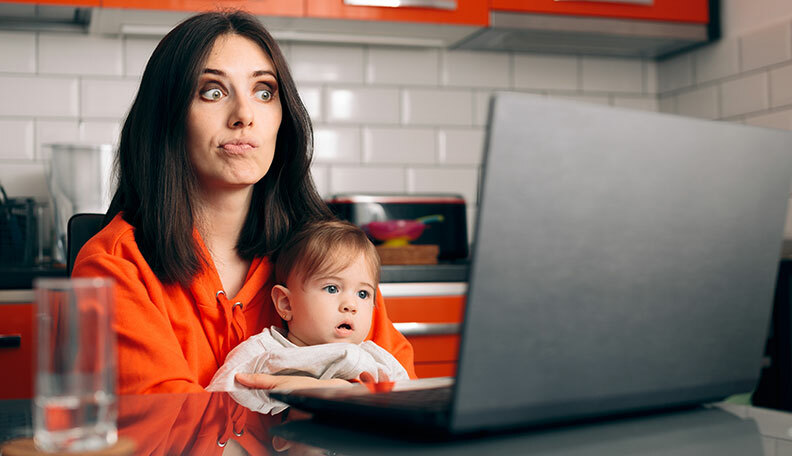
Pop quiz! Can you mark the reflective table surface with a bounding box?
[1,392,791,455]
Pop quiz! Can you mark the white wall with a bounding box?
[722,0,792,37]
[657,1,792,238]
[0,30,658,243]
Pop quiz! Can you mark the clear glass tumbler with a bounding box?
[33,277,118,452]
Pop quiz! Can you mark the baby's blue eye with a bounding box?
[200,88,223,101]
[255,89,272,101]
[324,285,339,294]
[357,290,370,299]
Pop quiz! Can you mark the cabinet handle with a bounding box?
[393,322,460,336]
[343,0,456,11]
[553,0,653,4]
[0,334,21,349]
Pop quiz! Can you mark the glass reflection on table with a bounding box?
[0,390,772,456]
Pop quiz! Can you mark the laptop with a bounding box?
[271,92,792,435]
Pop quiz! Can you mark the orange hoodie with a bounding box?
[72,214,416,394]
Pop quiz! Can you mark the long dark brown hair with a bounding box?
[108,10,332,286]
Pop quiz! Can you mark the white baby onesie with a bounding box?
[206,326,410,414]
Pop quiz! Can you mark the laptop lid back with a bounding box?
[450,93,792,433]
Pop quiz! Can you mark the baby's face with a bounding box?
[284,253,376,346]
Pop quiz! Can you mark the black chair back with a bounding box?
[67,213,105,276]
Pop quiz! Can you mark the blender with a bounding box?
[46,143,114,264]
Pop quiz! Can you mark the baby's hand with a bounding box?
[359,369,394,393]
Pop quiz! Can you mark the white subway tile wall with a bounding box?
[0,31,36,73]
[675,85,720,120]
[47,25,792,247]
[330,166,405,194]
[438,129,485,165]
[581,57,645,93]
[657,53,694,93]
[0,120,34,160]
[770,63,792,108]
[739,20,792,72]
[326,87,400,124]
[513,54,578,91]
[402,88,473,126]
[290,44,365,83]
[694,39,740,84]
[313,126,361,164]
[441,50,511,89]
[366,47,439,86]
[0,75,79,117]
[720,72,769,118]
[363,127,435,165]
[80,79,139,118]
[297,85,322,121]
[35,120,79,160]
[38,34,123,76]
[123,37,159,77]
[655,15,792,236]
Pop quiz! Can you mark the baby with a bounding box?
[207,220,409,412]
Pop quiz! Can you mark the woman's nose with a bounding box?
[228,94,254,129]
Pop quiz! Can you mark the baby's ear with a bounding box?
[271,284,293,321]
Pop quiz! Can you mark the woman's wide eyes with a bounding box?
[200,88,223,101]
[255,89,272,101]
[323,285,339,294]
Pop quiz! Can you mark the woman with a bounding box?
[72,10,416,394]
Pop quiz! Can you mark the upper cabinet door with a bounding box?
[306,0,489,26]
[9,0,100,5]
[100,0,304,16]
[490,0,708,23]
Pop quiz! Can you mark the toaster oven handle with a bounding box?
[343,0,456,10]
[393,322,460,337]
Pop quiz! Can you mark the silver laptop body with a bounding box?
[276,93,792,435]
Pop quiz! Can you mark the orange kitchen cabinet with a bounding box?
[2,0,100,5]
[306,0,488,26]
[490,0,708,24]
[384,295,465,378]
[0,303,34,399]
[100,0,303,16]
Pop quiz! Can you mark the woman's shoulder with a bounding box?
[72,213,151,277]
[78,213,137,256]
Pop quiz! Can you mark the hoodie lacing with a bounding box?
[216,394,248,447]
[216,290,248,357]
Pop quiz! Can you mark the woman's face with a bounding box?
[186,33,282,192]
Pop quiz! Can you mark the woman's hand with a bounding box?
[234,373,349,391]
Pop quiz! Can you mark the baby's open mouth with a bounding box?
[337,323,352,330]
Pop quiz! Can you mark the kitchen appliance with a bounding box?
[0,185,39,266]
[326,194,468,264]
[46,144,114,264]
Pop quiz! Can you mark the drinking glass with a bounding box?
[33,277,117,452]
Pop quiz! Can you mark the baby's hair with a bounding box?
[273,220,381,292]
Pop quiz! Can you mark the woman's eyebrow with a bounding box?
[200,68,275,79]
[252,70,276,78]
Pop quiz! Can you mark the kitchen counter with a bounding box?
[0,263,469,290]
[0,265,67,290]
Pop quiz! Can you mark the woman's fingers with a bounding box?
[235,373,280,389]
[234,373,348,390]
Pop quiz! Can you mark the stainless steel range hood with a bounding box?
[453,11,712,59]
